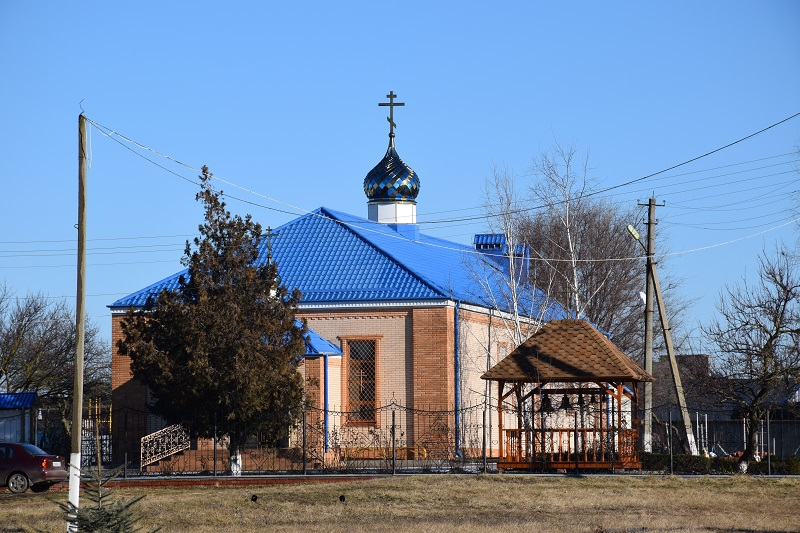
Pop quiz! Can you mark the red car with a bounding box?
[0,442,68,493]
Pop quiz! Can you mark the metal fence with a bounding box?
[118,403,495,475]
[650,411,800,459]
[86,403,800,475]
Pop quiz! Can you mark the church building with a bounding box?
[109,92,565,465]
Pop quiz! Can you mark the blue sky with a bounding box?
[1,1,798,349]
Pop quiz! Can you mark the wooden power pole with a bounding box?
[642,198,656,452]
[68,114,88,523]
[639,198,697,455]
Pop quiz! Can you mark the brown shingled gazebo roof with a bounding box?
[481,319,654,383]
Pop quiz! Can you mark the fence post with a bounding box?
[742,418,746,451]
[694,411,699,453]
[482,409,487,473]
[574,410,579,475]
[302,410,307,476]
[767,410,771,475]
[669,410,674,476]
[123,410,128,479]
[391,409,396,476]
[611,425,615,474]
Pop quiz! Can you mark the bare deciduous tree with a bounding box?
[702,246,800,468]
[0,284,109,453]
[521,143,646,356]
[472,165,558,347]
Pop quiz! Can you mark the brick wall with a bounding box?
[299,357,325,450]
[111,304,512,460]
[411,307,454,411]
[110,313,152,464]
[410,307,455,452]
[300,310,413,409]
[110,314,148,412]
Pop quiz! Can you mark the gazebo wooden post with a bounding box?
[539,397,545,467]
[529,387,536,469]
[611,383,623,473]
[540,384,548,468]
[617,383,625,438]
[617,384,624,460]
[579,383,586,462]
[497,380,504,462]
[598,384,604,461]
[514,383,525,461]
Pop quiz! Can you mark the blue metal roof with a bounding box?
[302,322,342,356]
[110,207,567,320]
[0,392,37,410]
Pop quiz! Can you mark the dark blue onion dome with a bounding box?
[363,140,420,202]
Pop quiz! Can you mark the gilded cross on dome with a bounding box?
[378,91,404,139]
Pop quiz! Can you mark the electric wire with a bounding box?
[416,151,799,219]
[0,234,197,245]
[86,113,800,230]
[66,114,800,268]
[418,113,800,225]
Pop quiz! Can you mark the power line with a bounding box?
[610,166,797,202]
[416,151,799,219]
[419,113,800,225]
[658,216,800,258]
[87,112,800,229]
[0,259,180,269]
[5,211,798,269]
[87,118,308,219]
[0,248,184,258]
[76,114,800,267]
[0,234,197,245]
[663,212,799,232]
[0,243,186,254]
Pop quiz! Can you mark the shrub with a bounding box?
[641,453,710,474]
[746,455,800,475]
[642,452,668,472]
[59,465,153,532]
[710,456,738,474]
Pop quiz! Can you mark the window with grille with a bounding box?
[498,343,508,360]
[347,339,376,424]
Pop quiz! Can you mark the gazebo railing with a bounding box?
[502,427,640,468]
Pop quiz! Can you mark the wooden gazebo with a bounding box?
[481,319,654,471]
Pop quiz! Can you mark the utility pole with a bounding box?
[642,198,656,453]
[634,198,697,455]
[68,114,88,526]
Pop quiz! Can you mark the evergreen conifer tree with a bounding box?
[118,166,306,473]
[60,465,148,533]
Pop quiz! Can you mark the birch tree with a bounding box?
[522,143,653,357]
[473,165,558,347]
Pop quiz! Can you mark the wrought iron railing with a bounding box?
[140,424,190,468]
[102,405,800,475]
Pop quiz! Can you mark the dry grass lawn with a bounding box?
[1,475,798,532]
